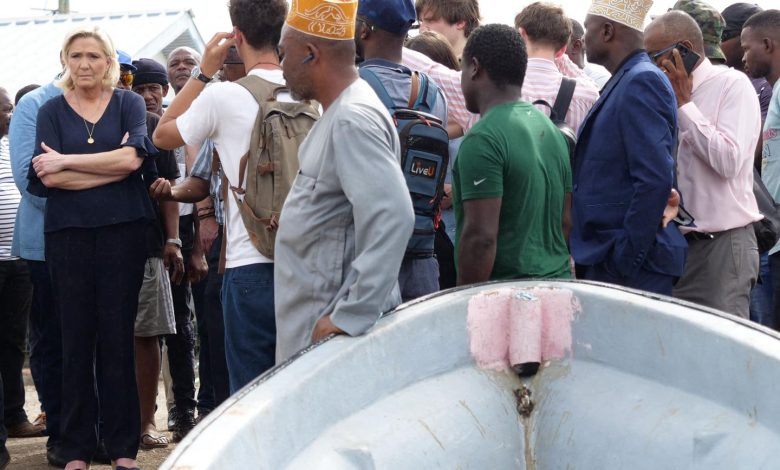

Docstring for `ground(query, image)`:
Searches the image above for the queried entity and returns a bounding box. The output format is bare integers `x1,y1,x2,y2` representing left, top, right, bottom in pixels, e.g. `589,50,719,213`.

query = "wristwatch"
166,238,183,248
191,66,212,84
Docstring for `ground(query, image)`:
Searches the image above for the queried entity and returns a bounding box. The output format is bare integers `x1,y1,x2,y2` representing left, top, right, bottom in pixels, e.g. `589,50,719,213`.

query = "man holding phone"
645,11,762,318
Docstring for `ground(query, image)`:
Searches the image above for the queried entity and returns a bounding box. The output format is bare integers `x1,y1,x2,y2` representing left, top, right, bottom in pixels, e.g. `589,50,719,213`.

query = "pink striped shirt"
522,58,600,134
402,49,598,134
402,47,478,132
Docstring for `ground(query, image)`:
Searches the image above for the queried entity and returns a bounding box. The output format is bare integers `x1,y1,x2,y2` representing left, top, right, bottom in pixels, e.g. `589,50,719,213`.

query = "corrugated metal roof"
0,9,205,97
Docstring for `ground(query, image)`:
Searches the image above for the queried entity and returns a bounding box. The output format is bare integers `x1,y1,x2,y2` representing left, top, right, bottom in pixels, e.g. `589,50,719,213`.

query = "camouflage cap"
672,0,726,61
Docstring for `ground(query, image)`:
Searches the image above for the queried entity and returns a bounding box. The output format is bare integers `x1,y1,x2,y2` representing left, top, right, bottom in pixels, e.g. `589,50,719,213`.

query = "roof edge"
0,9,192,26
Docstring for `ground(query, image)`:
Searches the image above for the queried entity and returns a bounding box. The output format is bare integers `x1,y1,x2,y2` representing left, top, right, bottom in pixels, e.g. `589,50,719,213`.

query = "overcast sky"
3,0,778,44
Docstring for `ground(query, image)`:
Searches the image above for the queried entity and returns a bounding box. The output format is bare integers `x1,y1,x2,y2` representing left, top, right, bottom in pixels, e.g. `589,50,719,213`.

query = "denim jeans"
222,263,276,393
0,260,33,427
750,252,774,328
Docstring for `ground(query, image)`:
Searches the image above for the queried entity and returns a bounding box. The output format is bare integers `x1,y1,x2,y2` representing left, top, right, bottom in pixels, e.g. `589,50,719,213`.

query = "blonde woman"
27,26,155,470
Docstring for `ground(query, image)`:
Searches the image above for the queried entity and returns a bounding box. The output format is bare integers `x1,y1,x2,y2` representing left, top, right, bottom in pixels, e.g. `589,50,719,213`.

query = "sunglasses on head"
119,72,134,87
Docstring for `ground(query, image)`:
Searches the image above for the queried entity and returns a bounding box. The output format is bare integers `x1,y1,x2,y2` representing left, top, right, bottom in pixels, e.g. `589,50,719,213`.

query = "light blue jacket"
10,81,62,261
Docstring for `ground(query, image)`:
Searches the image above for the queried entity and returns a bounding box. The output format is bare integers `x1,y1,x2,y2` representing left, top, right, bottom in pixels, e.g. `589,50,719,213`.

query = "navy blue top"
27,88,157,233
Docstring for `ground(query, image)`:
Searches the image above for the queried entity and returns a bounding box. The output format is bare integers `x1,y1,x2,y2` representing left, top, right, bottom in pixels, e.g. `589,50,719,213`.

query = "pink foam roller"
467,289,512,370
508,290,542,375
534,287,577,360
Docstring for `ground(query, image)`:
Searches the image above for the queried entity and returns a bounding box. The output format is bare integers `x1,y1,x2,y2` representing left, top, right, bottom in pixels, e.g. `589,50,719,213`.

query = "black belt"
685,231,715,242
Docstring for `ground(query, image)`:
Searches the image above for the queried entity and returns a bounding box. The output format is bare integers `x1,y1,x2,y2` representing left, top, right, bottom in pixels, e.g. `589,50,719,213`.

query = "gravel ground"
6,368,175,470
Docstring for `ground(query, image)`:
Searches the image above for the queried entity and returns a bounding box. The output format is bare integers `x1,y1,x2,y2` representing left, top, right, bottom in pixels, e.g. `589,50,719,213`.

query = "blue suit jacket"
571,51,687,279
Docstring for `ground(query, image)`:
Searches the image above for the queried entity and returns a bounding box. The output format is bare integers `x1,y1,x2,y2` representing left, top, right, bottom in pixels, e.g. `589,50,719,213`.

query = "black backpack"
533,77,577,159
359,65,450,257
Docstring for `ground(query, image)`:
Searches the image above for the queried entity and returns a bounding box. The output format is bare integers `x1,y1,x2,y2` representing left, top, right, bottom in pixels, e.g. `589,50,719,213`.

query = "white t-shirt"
177,69,291,269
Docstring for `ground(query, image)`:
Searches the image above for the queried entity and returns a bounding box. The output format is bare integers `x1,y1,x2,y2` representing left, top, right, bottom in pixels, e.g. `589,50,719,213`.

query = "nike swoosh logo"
473,178,487,186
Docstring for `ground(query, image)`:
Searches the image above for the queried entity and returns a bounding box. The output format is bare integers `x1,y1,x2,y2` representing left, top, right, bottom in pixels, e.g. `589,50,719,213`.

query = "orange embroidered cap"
285,0,358,41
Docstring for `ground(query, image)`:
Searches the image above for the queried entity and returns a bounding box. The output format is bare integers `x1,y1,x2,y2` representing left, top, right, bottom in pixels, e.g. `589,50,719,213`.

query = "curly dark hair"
229,0,288,50
463,24,527,89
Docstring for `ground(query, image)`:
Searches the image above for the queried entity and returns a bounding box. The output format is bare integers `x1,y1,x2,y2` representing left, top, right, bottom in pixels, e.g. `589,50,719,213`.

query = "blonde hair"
57,26,119,90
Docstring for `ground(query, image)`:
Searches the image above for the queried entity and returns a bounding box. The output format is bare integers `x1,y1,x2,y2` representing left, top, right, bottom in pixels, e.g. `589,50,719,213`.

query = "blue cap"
117,49,137,72
357,0,416,35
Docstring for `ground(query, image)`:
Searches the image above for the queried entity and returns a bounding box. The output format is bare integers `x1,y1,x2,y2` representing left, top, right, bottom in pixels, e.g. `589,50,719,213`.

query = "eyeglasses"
119,72,134,87
649,44,678,62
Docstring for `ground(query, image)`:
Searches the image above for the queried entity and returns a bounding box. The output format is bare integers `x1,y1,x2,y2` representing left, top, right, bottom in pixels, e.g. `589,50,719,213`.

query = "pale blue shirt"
762,80,780,255
9,80,62,260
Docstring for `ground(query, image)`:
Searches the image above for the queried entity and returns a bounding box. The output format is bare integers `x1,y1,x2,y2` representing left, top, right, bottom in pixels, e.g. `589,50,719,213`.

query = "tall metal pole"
58,0,70,14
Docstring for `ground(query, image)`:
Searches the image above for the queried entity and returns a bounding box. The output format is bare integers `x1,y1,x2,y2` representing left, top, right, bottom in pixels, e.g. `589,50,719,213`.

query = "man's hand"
199,216,219,254
311,315,345,343
440,183,453,210
163,244,185,285
661,49,693,108
662,189,681,228
150,178,174,201
200,32,236,78
187,251,208,284
32,142,67,177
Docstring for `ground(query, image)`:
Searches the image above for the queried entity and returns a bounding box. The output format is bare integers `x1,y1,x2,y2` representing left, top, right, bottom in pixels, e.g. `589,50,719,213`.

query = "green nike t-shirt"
453,101,571,280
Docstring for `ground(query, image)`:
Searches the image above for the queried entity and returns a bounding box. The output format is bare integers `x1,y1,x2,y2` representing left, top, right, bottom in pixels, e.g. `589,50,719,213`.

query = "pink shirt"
402,49,598,135
677,59,762,233
523,58,600,134
402,47,478,132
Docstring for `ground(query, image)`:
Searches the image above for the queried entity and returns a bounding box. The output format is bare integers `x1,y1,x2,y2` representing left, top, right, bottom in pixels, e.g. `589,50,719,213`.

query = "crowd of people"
0,0,778,468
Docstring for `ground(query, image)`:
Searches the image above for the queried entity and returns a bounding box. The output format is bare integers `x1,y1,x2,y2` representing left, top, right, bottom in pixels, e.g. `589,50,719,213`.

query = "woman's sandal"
139,432,169,450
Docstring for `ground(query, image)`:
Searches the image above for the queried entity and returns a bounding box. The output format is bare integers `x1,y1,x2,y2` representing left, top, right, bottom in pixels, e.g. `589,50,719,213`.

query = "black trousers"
167,259,196,412
191,274,212,412
46,222,146,462
0,259,33,427
0,355,5,450
27,259,63,445
203,227,228,406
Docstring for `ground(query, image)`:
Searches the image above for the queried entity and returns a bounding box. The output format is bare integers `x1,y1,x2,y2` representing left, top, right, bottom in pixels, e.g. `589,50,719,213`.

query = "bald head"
645,11,705,56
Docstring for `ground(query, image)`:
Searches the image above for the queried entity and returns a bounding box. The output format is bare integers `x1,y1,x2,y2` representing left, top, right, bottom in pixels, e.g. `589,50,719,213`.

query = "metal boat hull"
163,281,780,469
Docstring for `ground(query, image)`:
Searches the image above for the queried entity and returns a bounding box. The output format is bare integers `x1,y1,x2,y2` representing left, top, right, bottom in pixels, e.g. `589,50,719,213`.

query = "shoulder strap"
235,74,287,105
232,75,283,191
551,77,576,124
408,71,421,108
359,66,396,110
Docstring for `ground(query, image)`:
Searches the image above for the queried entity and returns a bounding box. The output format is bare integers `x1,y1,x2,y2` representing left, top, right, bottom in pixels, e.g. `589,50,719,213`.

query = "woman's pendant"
87,137,94,144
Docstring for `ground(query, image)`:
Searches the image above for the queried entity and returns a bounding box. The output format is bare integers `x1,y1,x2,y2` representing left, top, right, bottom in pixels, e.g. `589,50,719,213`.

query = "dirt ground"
6,368,175,470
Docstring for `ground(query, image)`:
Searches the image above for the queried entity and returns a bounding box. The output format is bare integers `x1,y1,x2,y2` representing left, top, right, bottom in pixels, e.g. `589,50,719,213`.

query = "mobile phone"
673,43,700,75
651,42,700,75
673,204,695,227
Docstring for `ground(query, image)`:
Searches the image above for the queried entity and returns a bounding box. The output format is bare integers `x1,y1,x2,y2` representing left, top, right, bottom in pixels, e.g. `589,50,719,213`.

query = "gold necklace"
74,91,105,144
